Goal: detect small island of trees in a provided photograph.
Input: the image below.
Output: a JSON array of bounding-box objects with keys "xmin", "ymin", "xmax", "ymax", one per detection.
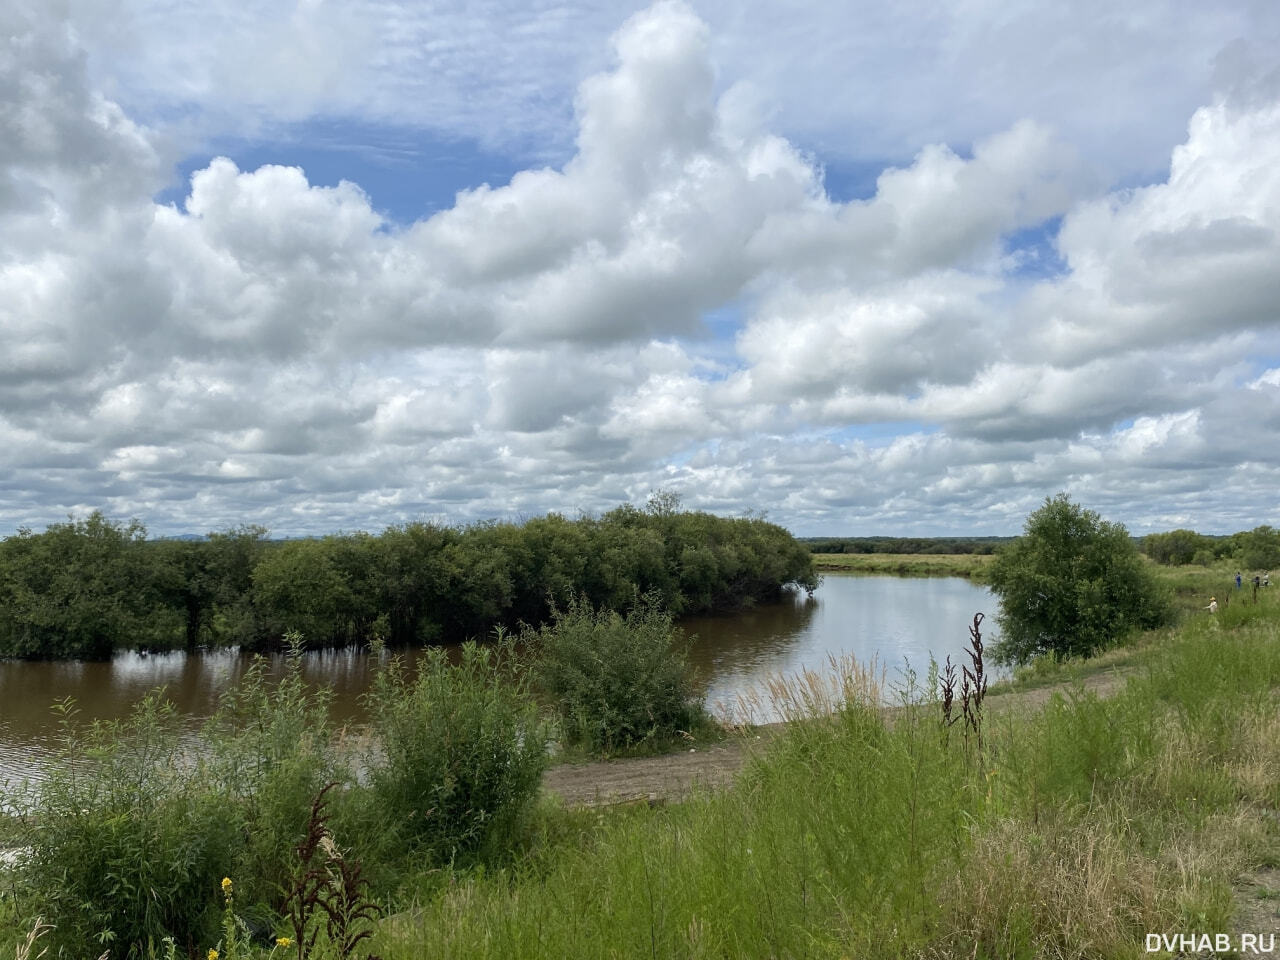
[{"xmin": 0, "ymin": 493, "xmax": 820, "ymax": 661}]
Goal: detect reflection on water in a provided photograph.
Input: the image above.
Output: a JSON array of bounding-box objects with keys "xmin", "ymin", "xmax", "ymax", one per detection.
[
  {"xmin": 0, "ymin": 648, "xmax": 426, "ymax": 790},
  {"xmin": 682, "ymin": 574, "xmax": 1000, "ymax": 718},
  {"xmin": 0, "ymin": 574, "xmax": 998, "ymax": 784}
]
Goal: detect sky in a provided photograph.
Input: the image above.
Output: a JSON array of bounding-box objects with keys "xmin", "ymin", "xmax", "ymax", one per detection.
[{"xmin": 3, "ymin": 0, "xmax": 1280, "ymax": 538}]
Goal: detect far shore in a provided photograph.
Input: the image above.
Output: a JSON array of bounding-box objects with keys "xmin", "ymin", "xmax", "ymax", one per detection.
[{"xmin": 811, "ymin": 552, "xmax": 993, "ymax": 579}]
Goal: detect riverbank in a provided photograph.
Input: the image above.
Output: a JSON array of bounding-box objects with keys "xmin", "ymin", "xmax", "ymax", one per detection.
[
  {"xmin": 374, "ymin": 589, "xmax": 1280, "ymax": 958},
  {"xmin": 812, "ymin": 551, "xmax": 993, "ymax": 578},
  {"xmin": 0, "ymin": 573, "xmax": 991, "ymax": 784},
  {"xmin": 540, "ymin": 661, "xmax": 1135, "ymax": 807},
  {"xmin": 5, "ymin": 572, "xmax": 1277, "ymax": 957}
]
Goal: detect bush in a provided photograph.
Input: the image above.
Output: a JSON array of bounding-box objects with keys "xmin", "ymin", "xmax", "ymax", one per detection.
[
  {"xmin": 1190, "ymin": 547, "xmax": 1215, "ymax": 567},
  {"xmin": 988, "ymin": 494, "xmax": 1172, "ymax": 665},
  {"xmin": 0, "ymin": 512, "xmax": 156, "ymax": 659},
  {"xmin": 10, "ymin": 641, "xmax": 349, "ymax": 957},
  {"xmin": 364, "ymin": 640, "xmax": 547, "ymax": 865},
  {"xmin": 530, "ymin": 595, "xmax": 707, "ymax": 754},
  {"xmin": 13, "ymin": 696, "xmax": 239, "ymax": 955},
  {"xmin": 1141, "ymin": 528, "xmax": 1212, "ymax": 565},
  {"xmin": 202, "ymin": 639, "xmax": 347, "ymax": 915}
]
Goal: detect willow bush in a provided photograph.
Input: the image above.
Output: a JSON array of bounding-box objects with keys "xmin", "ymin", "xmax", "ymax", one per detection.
[
  {"xmin": 987, "ymin": 494, "xmax": 1173, "ymax": 664},
  {"xmin": 529, "ymin": 595, "xmax": 707, "ymax": 754},
  {"xmin": 363, "ymin": 640, "xmax": 548, "ymax": 866},
  {"xmin": 0, "ymin": 498, "xmax": 819, "ymax": 658}
]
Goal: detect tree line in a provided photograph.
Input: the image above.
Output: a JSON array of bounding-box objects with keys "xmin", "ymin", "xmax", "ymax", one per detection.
[
  {"xmin": 801, "ymin": 536, "xmax": 1012, "ymax": 555},
  {"xmin": 1140, "ymin": 526, "xmax": 1280, "ymax": 569},
  {"xmin": 0, "ymin": 496, "xmax": 819, "ymax": 660}
]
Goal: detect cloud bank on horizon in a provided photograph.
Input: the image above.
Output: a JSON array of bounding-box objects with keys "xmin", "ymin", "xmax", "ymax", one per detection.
[{"xmin": 3, "ymin": 0, "xmax": 1280, "ymax": 537}]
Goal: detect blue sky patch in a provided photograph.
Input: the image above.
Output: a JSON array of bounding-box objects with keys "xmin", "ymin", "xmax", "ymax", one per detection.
[{"xmin": 158, "ymin": 119, "xmax": 531, "ymax": 224}]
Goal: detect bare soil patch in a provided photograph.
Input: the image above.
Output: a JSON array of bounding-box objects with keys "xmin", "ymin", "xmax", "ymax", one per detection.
[{"xmin": 1233, "ymin": 867, "xmax": 1280, "ymax": 937}]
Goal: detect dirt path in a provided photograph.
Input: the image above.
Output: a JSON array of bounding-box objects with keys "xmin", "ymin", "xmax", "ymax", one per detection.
[
  {"xmin": 1232, "ymin": 868, "xmax": 1280, "ymax": 937},
  {"xmin": 542, "ymin": 666, "xmax": 1134, "ymax": 807}
]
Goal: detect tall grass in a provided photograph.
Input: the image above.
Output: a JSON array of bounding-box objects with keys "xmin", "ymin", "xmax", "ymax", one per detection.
[
  {"xmin": 2, "ymin": 635, "xmax": 550, "ymax": 958},
  {"xmin": 721, "ymin": 651, "xmax": 885, "ymax": 727},
  {"xmin": 362, "ymin": 638, "xmax": 548, "ymax": 867},
  {"xmin": 372, "ymin": 598, "xmax": 1280, "ymax": 959}
]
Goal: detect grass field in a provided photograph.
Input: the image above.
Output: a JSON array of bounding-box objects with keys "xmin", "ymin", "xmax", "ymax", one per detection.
[{"xmin": 812, "ymin": 552, "xmax": 994, "ymax": 579}]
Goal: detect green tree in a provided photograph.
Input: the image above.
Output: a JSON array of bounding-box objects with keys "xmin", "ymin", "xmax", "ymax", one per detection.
[
  {"xmin": 146, "ymin": 539, "xmax": 219, "ymax": 650},
  {"xmin": 204, "ymin": 524, "xmax": 270, "ymax": 644},
  {"xmin": 250, "ymin": 538, "xmax": 355, "ymax": 646},
  {"xmin": 1239, "ymin": 525, "xmax": 1280, "ymax": 571},
  {"xmin": 0, "ymin": 512, "xmax": 153, "ymax": 659},
  {"xmin": 1141, "ymin": 528, "xmax": 1211, "ymax": 565},
  {"xmin": 988, "ymin": 494, "xmax": 1172, "ymax": 665}
]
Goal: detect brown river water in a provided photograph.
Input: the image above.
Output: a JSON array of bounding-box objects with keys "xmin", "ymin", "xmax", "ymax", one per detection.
[{"xmin": 0, "ymin": 574, "xmax": 997, "ymax": 788}]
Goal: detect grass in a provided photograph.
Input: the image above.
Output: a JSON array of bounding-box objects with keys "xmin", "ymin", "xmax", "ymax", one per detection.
[
  {"xmin": 994, "ymin": 562, "xmax": 1276, "ymax": 693},
  {"xmin": 362, "ymin": 582, "xmax": 1280, "ymax": 959},
  {"xmin": 4, "ymin": 564, "xmax": 1278, "ymax": 959},
  {"xmin": 993, "ymin": 632, "xmax": 1154, "ymax": 693},
  {"xmin": 812, "ymin": 552, "xmax": 994, "ymax": 579}
]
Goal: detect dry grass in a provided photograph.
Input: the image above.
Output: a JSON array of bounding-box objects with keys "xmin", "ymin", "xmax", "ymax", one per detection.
[
  {"xmin": 13, "ymin": 919, "xmax": 50, "ymax": 960},
  {"xmin": 1221, "ymin": 703, "xmax": 1280, "ymax": 808},
  {"xmin": 719, "ymin": 652, "xmax": 886, "ymax": 727},
  {"xmin": 928, "ymin": 810, "xmax": 1172, "ymax": 959}
]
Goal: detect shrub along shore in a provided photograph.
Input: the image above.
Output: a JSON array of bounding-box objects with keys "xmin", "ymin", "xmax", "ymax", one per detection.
[
  {"xmin": 3, "ymin": 498, "xmax": 1278, "ymax": 958},
  {"xmin": 0, "ymin": 494, "xmax": 819, "ymax": 660},
  {"xmin": 3, "ymin": 563, "xmax": 1277, "ymax": 958}
]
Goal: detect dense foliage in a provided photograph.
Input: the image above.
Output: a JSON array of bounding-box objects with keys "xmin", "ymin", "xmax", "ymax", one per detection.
[
  {"xmin": 1237, "ymin": 524, "xmax": 1280, "ymax": 570},
  {"xmin": 14, "ymin": 695, "xmax": 240, "ymax": 953},
  {"xmin": 1140, "ymin": 524, "xmax": 1279, "ymax": 569},
  {"xmin": 529, "ymin": 595, "xmax": 704, "ymax": 754},
  {"xmin": 0, "ymin": 514, "xmax": 159, "ymax": 658},
  {"xmin": 364, "ymin": 641, "xmax": 548, "ymax": 864},
  {"xmin": 1140, "ymin": 528, "xmax": 1223, "ymax": 566},
  {"xmin": 9, "ymin": 643, "xmax": 546, "ymax": 957},
  {"xmin": 0, "ymin": 496, "xmax": 818, "ymax": 659},
  {"xmin": 987, "ymin": 494, "xmax": 1173, "ymax": 664}
]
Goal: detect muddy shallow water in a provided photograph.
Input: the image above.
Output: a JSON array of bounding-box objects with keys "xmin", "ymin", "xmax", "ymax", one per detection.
[{"xmin": 0, "ymin": 573, "xmax": 997, "ymax": 786}]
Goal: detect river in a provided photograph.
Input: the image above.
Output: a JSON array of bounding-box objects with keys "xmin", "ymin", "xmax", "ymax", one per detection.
[{"xmin": 0, "ymin": 573, "xmax": 998, "ymax": 786}]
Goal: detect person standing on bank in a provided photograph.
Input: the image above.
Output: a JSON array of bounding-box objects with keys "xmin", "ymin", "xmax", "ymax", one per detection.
[
  {"xmin": 1207, "ymin": 597, "xmax": 1218, "ymax": 613},
  {"xmin": 1236, "ymin": 571, "xmax": 1243, "ymax": 590}
]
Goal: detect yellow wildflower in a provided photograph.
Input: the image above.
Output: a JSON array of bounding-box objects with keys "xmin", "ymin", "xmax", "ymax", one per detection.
[
  {"xmin": 208, "ymin": 950, "xmax": 219, "ymax": 960},
  {"xmin": 276, "ymin": 937, "xmax": 294, "ymax": 948},
  {"xmin": 221, "ymin": 877, "xmax": 233, "ymax": 897}
]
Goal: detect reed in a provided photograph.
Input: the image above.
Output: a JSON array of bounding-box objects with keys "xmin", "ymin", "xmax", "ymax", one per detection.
[
  {"xmin": 368, "ymin": 600, "xmax": 1280, "ymax": 958},
  {"xmin": 723, "ymin": 652, "xmax": 885, "ymax": 727}
]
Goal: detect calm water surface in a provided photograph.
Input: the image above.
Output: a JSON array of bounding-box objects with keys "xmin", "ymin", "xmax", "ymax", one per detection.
[
  {"xmin": 0, "ymin": 574, "xmax": 997, "ymax": 785},
  {"xmin": 682, "ymin": 574, "xmax": 1000, "ymax": 718}
]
